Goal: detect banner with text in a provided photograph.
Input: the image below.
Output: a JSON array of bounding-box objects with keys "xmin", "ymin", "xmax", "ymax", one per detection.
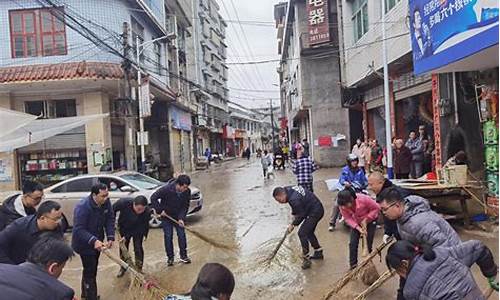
[{"xmin": 307, "ymin": 0, "xmax": 330, "ymax": 46}]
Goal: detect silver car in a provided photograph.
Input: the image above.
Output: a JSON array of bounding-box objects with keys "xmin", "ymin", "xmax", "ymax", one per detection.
[{"xmin": 43, "ymin": 171, "xmax": 203, "ymax": 228}]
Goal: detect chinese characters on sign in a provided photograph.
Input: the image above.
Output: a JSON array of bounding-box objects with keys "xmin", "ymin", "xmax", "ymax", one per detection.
[
  {"xmin": 307, "ymin": 0, "xmax": 330, "ymax": 46},
  {"xmin": 140, "ymin": 76, "xmax": 152, "ymax": 118}
]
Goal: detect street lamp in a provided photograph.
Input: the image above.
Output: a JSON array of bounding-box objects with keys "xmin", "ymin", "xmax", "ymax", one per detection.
[{"xmin": 135, "ymin": 35, "xmax": 171, "ymax": 172}]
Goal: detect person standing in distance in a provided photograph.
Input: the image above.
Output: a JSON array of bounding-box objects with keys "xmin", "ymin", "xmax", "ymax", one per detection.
[
  {"xmin": 151, "ymin": 175, "xmax": 192, "ymax": 266},
  {"xmin": 72, "ymin": 183, "xmax": 115, "ymax": 300}
]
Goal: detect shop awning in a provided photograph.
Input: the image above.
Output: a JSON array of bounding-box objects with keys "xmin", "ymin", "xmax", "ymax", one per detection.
[
  {"xmin": 0, "ymin": 108, "xmax": 38, "ymax": 139},
  {"xmin": 0, "ymin": 114, "xmax": 108, "ymax": 152}
]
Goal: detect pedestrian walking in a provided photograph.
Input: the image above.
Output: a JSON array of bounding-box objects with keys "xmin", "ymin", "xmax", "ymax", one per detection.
[
  {"xmin": 336, "ymin": 189, "xmax": 380, "ymax": 269},
  {"xmin": 261, "ymin": 150, "xmax": 272, "ymax": 178},
  {"xmin": 113, "ymin": 196, "xmax": 151, "ymax": 277},
  {"xmin": 329, "ymin": 154, "xmax": 368, "ymax": 231},
  {"xmin": 405, "ymin": 131, "xmax": 424, "ymax": 178},
  {"xmin": 0, "ymin": 200, "xmax": 64, "ymax": 264},
  {"xmin": 302, "ymin": 139, "xmax": 310, "ymax": 157},
  {"xmin": 151, "ymin": 175, "xmax": 192, "ymax": 266},
  {"xmin": 245, "ymin": 147, "xmax": 251, "ymax": 160},
  {"xmin": 419, "ymin": 125, "xmax": 434, "ymax": 174},
  {"xmin": 351, "ymin": 139, "xmax": 367, "ymax": 173},
  {"xmin": 378, "ymin": 187, "xmax": 461, "ymax": 247},
  {"xmin": 204, "ymin": 148, "xmax": 211, "ymax": 168},
  {"xmin": 164, "ymin": 263, "xmax": 235, "ymax": 300},
  {"xmin": 0, "ymin": 237, "xmax": 75, "ymax": 300},
  {"xmin": 72, "ymin": 183, "xmax": 115, "ymax": 300},
  {"xmin": 393, "ymin": 138, "xmax": 412, "ymax": 179},
  {"xmin": 273, "ymin": 185, "xmax": 324, "ymax": 269},
  {"xmin": 0, "ymin": 180, "xmax": 44, "ymax": 231},
  {"xmin": 370, "ymin": 140, "xmax": 383, "ymax": 173},
  {"xmin": 292, "ymin": 146, "xmax": 318, "ymax": 192},
  {"xmin": 386, "ymin": 239, "xmax": 498, "ymax": 300}
]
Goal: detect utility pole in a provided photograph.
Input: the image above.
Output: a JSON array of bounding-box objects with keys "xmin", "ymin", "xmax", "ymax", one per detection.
[
  {"xmin": 270, "ymin": 99, "xmax": 276, "ymax": 151},
  {"xmin": 121, "ymin": 22, "xmax": 135, "ymax": 171},
  {"xmin": 382, "ymin": 0, "xmax": 394, "ymax": 179},
  {"xmin": 136, "ymin": 35, "xmax": 146, "ymax": 173}
]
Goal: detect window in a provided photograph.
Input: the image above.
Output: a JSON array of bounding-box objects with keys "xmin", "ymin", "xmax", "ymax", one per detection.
[
  {"xmin": 352, "ymin": 0, "xmax": 368, "ymax": 41},
  {"xmin": 25, "ymin": 99, "xmax": 76, "ymax": 118},
  {"xmin": 385, "ymin": 0, "xmax": 400, "ymax": 13},
  {"xmin": 98, "ymin": 177, "xmax": 127, "ymax": 191},
  {"xmin": 55, "ymin": 99, "xmax": 76, "ymax": 117},
  {"xmin": 64, "ymin": 178, "xmax": 95, "ymax": 193},
  {"xmin": 153, "ymin": 41, "xmax": 162, "ymax": 74},
  {"xmin": 9, "ymin": 8, "xmax": 67, "ymax": 58}
]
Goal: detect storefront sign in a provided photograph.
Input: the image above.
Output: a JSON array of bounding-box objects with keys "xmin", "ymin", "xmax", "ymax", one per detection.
[
  {"xmin": 318, "ymin": 135, "xmax": 332, "ymax": 147},
  {"xmin": 235, "ymin": 129, "xmax": 246, "ymax": 139},
  {"xmin": 307, "ymin": 0, "xmax": 330, "ymax": 46},
  {"xmin": 409, "ymin": 0, "xmax": 499, "ymax": 75},
  {"xmin": 431, "ymin": 74, "xmax": 442, "ymax": 169},
  {"xmin": 223, "ymin": 125, "xmax": 235, "ymax": 139},
  {"xmin": 170, "ymin": 106, "xmax": 192, "ymax": 131},
  {"xmin": 0, "ymin": 158, "xmax": 13, "ymax": 182},
  {"xmin": 140, "ymin": 76, "xmax": 152, "ymax": 118}
]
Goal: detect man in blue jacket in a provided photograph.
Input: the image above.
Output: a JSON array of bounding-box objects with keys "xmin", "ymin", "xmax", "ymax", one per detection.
[
  {"xmin": 72, "ymin": 183, "xmax": 115, "ymax": 300},
  {"xmin": 0, "ymin": 200, "xmax": 64, "ymax": 264},
  {"xmin": 0, "ymin": 237, "xmax": 75, "ymax": 300},
  {"xmin": 151, "ymin": 175, "xmax": 191, "ymax": 266},
  {"xmin": 273, "ymin": 185, "xmax": 324, "ymax": 270}
]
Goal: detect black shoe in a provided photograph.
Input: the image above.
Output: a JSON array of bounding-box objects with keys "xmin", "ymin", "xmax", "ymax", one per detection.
[
  {"xmin": 349, "ymin": 264, "xmax": 357, "ymax": 271},
  {"xmin": 116, "ymin": 268, "xmax": 127, "ymax": 278},
  {"xmin": 301, "ymin": 257, "xmax": 312, "ymax": 269},
  {"xmin": 179, "ymin": 256, "xmax": 191, "ymax": 264},
  {"xmin": 167, "ymin": 258, "xmax": 174, "ymax": 266},
  {"xmin": 309, "ymin": 249, "xmax": 324, "ymax": 260}
]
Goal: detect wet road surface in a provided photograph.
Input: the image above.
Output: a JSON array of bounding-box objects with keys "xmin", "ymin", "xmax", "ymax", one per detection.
[{"xmin": 60, "ymin": 158, "xmax": 499, "ymax": 299}]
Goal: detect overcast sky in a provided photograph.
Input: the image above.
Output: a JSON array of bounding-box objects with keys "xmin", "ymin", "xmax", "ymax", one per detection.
[{"xmin": 218, "ymin": 0, "xmax": 282, "ymax": 109}]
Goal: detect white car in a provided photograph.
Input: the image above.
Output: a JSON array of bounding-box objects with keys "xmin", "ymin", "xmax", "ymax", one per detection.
[{"xmin": 43, "ymin": 171, "xmax": 203, "ymax": 228}]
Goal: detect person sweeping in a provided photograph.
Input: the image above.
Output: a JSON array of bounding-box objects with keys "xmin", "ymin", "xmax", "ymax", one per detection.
[
  {"xmin": 337, "ymin": 188, "xmax": 380, "ymax": 270},
  {"xmin": 386, "ymin": 239, "xmax": 498, "ymax": 299},
  {"xmin": 272, "ymin": 185, "xmax": 324, "ymax": 269}
]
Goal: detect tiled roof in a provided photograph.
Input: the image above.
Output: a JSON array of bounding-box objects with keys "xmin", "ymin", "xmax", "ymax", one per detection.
[{"xmin": 0, "ymin": 61, "xmax": 124, "ymax": 83}]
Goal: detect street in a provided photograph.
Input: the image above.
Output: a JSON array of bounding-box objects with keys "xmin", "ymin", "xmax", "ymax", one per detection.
[{"xmin": 59, "ymin": 159, "xmax": 499, "ymax": 299}]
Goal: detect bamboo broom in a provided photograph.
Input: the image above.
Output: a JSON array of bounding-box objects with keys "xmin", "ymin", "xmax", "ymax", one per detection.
[
  {"xmin": 354, "ymin": 270, "xmax": 396, "ymax": 300},
  {"xmin": 358, "ymin": 224, "xmax": 380, "ymax": 286},
  {"xmin": 265, "ymin": 229, "xmax": 289, "ymax": 263},
  {"xmin": 321, "ymin": 238, "xmax": 395, "ymax": 300}
]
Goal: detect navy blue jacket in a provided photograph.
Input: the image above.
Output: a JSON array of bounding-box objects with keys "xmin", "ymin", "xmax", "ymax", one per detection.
[
  {"xmin": 0, "ymin": 262, "xmax": 74, "ymax": 300},
  {"xmin": 71, "ymin": 195, "xmax": 115, "ymax": 256},
  {"xmin": 0, "ymin": 215, "xmax": 63, "ymax": 264},
  {"xmin": 150, "ymin": 182, "xmax": 191, "ymax": 221},
  {"xmin": 286, "ymin": 186, "xmax": 324, "ymax": 226}
]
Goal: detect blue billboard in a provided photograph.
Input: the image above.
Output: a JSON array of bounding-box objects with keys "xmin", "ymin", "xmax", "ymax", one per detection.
[{"xmin": 409, "ymin": 0, "xmax": 499, "ymax": 75}]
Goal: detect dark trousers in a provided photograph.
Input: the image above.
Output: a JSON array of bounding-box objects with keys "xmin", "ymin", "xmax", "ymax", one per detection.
[
  {"xmin": 120, "ymin": 234, "xmax": 145, "ymax": 271},
  {"xmin": 80, "ymin": 253, "xmax": 100, "ymax": 300},
  {"xmin": 299, "ymin": 182, "xmax": 314, "ymax": 193},
  {"xmin": 330, "ymin": 203, "xmax": 341, "ymax": 227},
  {"xmin": 298, "ymin": 212, "xmax": 323, "ymax": 256},
  {"xmin": 349, "ymin": 221, "xmax": 376, "ymax": 267},
  {"xmin": 397, "ymin": 276, "xmax": 407, "ymax": 300},
  {"xmin": 161, "ymin": 219, "xmax": 187, "ymax": 259},
  {"xmin": 395, "ymin": 173, "xmax": 409, "ymax": 179}
]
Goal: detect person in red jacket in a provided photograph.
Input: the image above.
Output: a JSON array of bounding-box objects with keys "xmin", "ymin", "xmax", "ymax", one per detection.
[{"xmin": 337, "ymin": 188, "xmax": 380, "ymax": 269}]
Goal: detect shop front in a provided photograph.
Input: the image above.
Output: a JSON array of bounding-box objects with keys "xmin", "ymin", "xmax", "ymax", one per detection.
[{"xmin": 170, "ymin": 105, "xmax": 193, "ymax": 173}]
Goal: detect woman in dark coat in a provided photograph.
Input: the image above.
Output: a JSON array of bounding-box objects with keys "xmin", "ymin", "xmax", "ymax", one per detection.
[
  {"xmin": 393, "ymin": 138, "xmax": 412, "ymax": 179},
  {"xmin": 386, "ymin": 240, "xmax": 498, "ymax": 300}
]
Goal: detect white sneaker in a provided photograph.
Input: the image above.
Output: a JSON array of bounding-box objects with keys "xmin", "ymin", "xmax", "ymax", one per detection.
[{"xmin": 328, "ymin": 225, "xmax": 335, "ymax": 232}]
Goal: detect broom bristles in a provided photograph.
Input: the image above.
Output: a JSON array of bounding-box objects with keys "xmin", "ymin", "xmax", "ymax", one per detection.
[{"xmin": 354, "ymin": 270, "xmax": 395, "ymax": 300}]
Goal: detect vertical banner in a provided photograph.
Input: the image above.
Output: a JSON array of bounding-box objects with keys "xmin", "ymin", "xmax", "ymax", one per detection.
[
  {"xmin": 431, "ymin": 74, "xmax": 442, "ymax": 169},
  {"xmin": 140, "ymin": 76, "xmax": 151, "ymax": 118},
  {"xmin": 307, "ymin": 0, "xmax": 330, "ymax": 45}
]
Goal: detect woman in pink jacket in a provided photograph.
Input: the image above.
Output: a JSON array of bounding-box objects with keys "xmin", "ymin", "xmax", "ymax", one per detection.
[{"xmin": 338, "ymin": 188, "xmax": 380, "ymax": 269}]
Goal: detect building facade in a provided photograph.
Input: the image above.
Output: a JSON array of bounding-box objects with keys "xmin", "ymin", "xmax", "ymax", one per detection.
[
  {"xmin": 274, "ymin": 0, "xmax": 350, "ymax": 167},
  {"xmin": 228, "ymin": 103, "xmax": 270, "ymax": 156},
  {"xmin": 187, "ymin": 0, "xmax": 229, "ymax": 160}
]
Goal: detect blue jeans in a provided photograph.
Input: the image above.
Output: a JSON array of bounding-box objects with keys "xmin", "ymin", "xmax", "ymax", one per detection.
[{"xmin": 161, "ymin": 219, "xmax": 187, "ymax": 259}]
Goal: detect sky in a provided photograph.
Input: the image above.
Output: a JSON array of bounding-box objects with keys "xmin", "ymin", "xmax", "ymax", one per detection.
[{"xmin": 218, "ymin": 0, "xmax": 282, "ymax": 109}]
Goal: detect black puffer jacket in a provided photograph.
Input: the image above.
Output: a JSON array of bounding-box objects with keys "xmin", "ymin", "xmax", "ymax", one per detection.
[
  {"xmin": 286, "ymin": 186, "xmax": 324, "ymax": 226},
  {"xmin": 112, "ymin": 198, "xmax": 150, "ymax": 238},
  {"xmin": 0, "ymin": 194, "xmax": 36, "ymax": 231}
]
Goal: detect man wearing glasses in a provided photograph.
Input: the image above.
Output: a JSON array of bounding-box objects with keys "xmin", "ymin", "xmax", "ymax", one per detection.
[
  {"xmin": 72, "ymin": 183, "xmax": 115, "ymax": 300},
  {"xmin": 0, "ymin": 181, "xmax": 45, "ymax": 231},
  {"xmin": 0, "ymin": 200, "xmax": 64, "ymax": 264}
]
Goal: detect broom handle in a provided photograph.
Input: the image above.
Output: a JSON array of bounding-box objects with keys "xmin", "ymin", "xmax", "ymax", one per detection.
[
  {"xmin": 102, "ymin": 248, "xmax": 145, "ymax": 281},
  {"xmin": 154, "ymin": 211, "xmax": 195, "ymax": 234},
  {"xmin": 361, "ymin": 223, "xmax": 369, "ymax": 256},
  {"xmin": 269, "ymin": 229, "xmax": 289, "ymax": 260}
]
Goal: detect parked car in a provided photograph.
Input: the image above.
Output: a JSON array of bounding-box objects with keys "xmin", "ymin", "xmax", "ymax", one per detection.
[{"xmin": 42, "ymin": 171, "xmax": 203, "ymax": 228}]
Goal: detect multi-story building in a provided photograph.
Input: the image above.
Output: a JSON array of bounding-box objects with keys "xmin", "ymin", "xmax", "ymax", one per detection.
[
  {"xmin": 228, "ymin": 103, "xmax": 270, "ymax": 156},
  {"xmin": 0, "ymin": 0, "xmax": 195, "ymax": 189},
  {"xmin": 274, "ymin": 0, "xmax": 350, "ymax": 167},
  {"xmin": 187, "ymin": 0, "xmax": 229, "ymax": 160}
]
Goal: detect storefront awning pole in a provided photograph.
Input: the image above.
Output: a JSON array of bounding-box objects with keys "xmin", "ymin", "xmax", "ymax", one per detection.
[{"xmin": 382, "ymin": 0, "xmax": 394, "ymax": 179}]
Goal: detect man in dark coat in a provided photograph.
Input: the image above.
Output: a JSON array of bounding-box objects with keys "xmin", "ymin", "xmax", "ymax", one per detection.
[
  {"xmin": 273, "ymin": 185, "xmax": 324, "ymax": 270},
  {"xmin": 72, "ymin": 183, "xmax": 115, "ymax": 300},
  {"xmin": 393, "ymin": 138, "xmax": 412, "ymax": 179},
  {"xmin": 0, "ymin": 237, "xmax": 75, "ymax": 300},
  {"xmin": 0, "ymin": 181, "xmax": 44, "ymax": 231},
  {"xmin": 151, "ymin": 175, "xmax": 192, "ymax": 266},
  {"xmin": 113, "ymin": 195, "xmax": 151, "ymax": 277},
  {"xmin": 0, "ymin": 201, "xmax": 64, "ymax": 264}
]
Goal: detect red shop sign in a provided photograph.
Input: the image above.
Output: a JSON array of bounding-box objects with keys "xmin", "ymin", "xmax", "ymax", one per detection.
[{"xmin": 307, "ymin": 0, "xmax": 330, "ymax": 46}]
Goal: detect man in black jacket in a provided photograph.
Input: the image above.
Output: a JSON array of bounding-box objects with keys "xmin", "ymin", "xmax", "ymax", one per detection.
[
  {"xmin": 0, "ymin": 237, "xmax": 75, "ymax": 300},
  {"xmin": 113, "ymin": 195, "xmax": 151, "ymax": 277},
  {"xmin": 0, "ymin": 200, "xmax": 64, "ymax": 264},
  {"xmin": 273, "ymin": 185, "xmax": 324, "ymax": 269},
  {"xmin": 0, "ymin": 181, "xmax": 44, "ymax": 231},
  {"xmin": 151, "ymin": 175, "xmax": 191, "ymax": 266}
]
